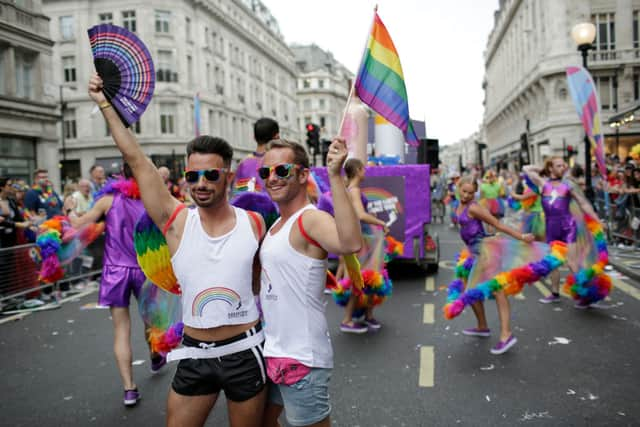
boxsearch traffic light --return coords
[305,123,320,151]
[566,145,577,158]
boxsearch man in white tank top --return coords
[90,75,267,427]
[259,139,362,427]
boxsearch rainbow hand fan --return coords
[88,24,155,127]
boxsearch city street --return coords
[1,222,638,426]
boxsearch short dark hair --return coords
[344,158,364,180]
[33,168,47,177]
[254,118,279,145]
[0,176,9,188]
[186,136,234,167]
[266,139,309,169]
[89,164,103,173]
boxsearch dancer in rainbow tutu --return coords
[524,157,612,308]
[443,176,571,355]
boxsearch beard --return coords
[190,186,225,208]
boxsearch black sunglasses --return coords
[257,163,300,180]
[184,168,228,183]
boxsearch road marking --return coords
[419,346,434,387]
[425,277,435,292]
[423,304,434,324]
[610,278,640,300]
[0,312,31,325]
[533,281,572,299]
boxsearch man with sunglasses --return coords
[232,117,279,197]
[89,74,267,427]
[259,139,362,427]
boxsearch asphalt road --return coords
[1,223,638,426]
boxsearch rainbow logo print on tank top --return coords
[192,287,242,316]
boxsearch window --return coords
[303,99,311,110]
[160,104,176,134]
[303,79,310,88]
[318,79,325,89]
[634,11,639,49]
[15,51,35,99]
[155,10,170,34]
[206,62,211,88]
[0,47,5,95]
[204,27,209,47]
[320,116,326,127]
[64,109,77,139]
[187,55,193,87]
[132,120,141,134]
[208,109,215,134]
[99,13,113,24]
[122,11,136,33]
[634,73,639,101]
[595,76,617,110]
[185,17,192,41]
[592,13,615,51]
[62,56,76,82]
[319,99,326,109]
[157,50,177,82]
[59,16,74,41]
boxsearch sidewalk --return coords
[608,246,640,282]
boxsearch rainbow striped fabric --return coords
[355,12,419,146]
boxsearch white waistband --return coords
[167,329,264,362]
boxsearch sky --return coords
[263,0,500,146]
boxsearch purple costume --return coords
[457,203,486,255]
[541,180,576,244]
[99,192,146,307]
[232,153,265,197]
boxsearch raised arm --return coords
[523,164,545,190]
[469,204,534,243]
[306,139,362,254]
[88,73,179,231]
[348,187,388,231]
[66,195,113,229]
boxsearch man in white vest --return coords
[258,139,362,427]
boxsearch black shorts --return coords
[171,325,266,401]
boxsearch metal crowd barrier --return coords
[595,193,640,247]
[0,243,101,311]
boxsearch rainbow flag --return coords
[355,12,419,147]
[565,66,606,179]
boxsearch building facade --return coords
[42,0,299,180]
[291,44,353,144]
[483,0,640,170]
[0,0,59,188]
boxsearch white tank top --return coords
[172,207,259,329]
[259,205,332,368]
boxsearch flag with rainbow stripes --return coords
[354,11,419,147]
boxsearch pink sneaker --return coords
[538,294,561,304]
[490,335,518,355]
[462,327,491,337]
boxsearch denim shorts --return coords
[268,368,332,427]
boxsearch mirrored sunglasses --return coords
[184,168,228,183]
[257,163,300,180]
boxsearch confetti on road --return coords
[480,364,495,371]
[548,337,570,345]
[566,389,576,395]
[52,331,59,336]
[63,396,73,401]
[132,360,145,366]
[611,314,628,321]
[485,395,491,402]
[553,307,563,312]
[67,319,75,323]
[520,411,552,421]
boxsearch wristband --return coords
[99,101,111,110]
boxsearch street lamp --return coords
[571,21,597,203]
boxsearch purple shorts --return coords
[546,216,577,244]
[99,265,146,307]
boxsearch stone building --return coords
[42,0,299,180]
[483,0,640,169]
[0,0,59,188]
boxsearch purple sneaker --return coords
[538,294,561,304]
[490,335,518,355]
[462,327,491,337]
[123,389,140,407]
[365,318,382,331]
[340,322,368,334]
[150,354,167,374]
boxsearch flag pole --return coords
[337,4,378,136]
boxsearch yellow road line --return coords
[419,346,434,387]
[425,277,435,292]
[533,281,572,298]
[423,304,434,324]
[611,277,640,300]
[0,312,30,325]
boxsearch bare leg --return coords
[335,256,345,281]
[167,389,218,427]
[470,301,488,330]
[365,306,374,321]
[341,294,358,325]
[549,269,560,294]
[227,388,267,427]
[262,403,284,427]
[494,291,512,341]
[110,307,135,390]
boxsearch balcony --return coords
[589,47,640,65]
[0,1,50,39]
